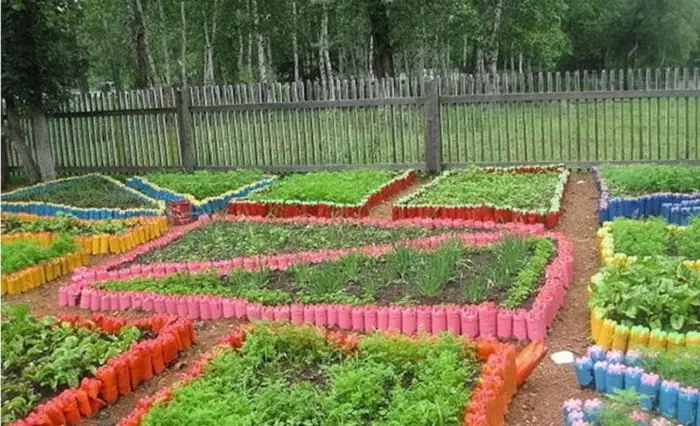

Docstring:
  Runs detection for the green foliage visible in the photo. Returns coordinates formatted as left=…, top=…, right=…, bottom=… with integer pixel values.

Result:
left=405, top=166, right=562, bottom=211
left=140, top=325, right=479, bottom=426
left=137, top=220, right=449, bottom=263
left=102, top=236, right=552, bottom=307
left=142, top=170, right=267, bottom=200
left=640, top=346, right=700, bottom=388
left=1, top=304, right=140, bottom=424
left=1, top=0, right=88, bottom=110
left=610, top=216, right=700, bottom=259
left=1, top=235, right=78, bottom=274
left=1, top=213, right=133, bottom=236
left=589, top=257, right=700, bottom=333
left=601, top=165, right=700, bottom=197
left=2, top=176, right=159, bottom=209
left=250, top=170, right=395, bottom=204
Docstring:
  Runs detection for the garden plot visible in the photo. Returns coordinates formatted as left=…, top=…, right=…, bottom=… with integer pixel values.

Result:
left=595, top=165, right=700, bottom=222
left=1, top=305, right=194, bottom=426
left=598, top=217, right=700, bottom=263
left=116, top=324, right=517, bottom=426
left=125, top=170, right=276, bottom=216
left=571, top=345, right=700, bottom=425
left=61, top=221, right=573, bottom=341
left=228, top=169, right=418, bottom=218
left=0, top=174, right=164, bottom=219
left=394, top=165, right=569, bottom=228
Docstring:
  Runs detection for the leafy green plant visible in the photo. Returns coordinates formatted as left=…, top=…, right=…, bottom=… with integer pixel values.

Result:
left=1, top=234, right=78, bottom=274
left=249, top=170, right=396, bottom=204
left=2, top=176, right=158, bottom=209
left=501, top=238, right=555, bottom=308
left=639, top=346, right=700, bottom=388
left=139, top=325, right=480, bottom=426
left=673, top=216, right=700, bottom=259
left=601, top=165, right=700, bottom=197
left=610, top=217, right=670, bottom=257
left=403, top=166, right=562, bottom=210
left=1, top=304, right=141, bottom=424
left=1, top=213, right=133, bottom=236
left=589, top=257, right=700, bottom=333
left=142, top=170, right=266, bottom=200
left=136, top=220, right=450, bottom=263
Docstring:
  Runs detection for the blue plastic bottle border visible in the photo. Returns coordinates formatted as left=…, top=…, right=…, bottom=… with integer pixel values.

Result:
left=125, top=176, right=278, bottom=217
left=593, top=167, right=700, bottom=224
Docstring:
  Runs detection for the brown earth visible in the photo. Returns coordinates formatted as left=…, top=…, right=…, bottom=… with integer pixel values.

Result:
left=2, top=170, right=601, bottom=425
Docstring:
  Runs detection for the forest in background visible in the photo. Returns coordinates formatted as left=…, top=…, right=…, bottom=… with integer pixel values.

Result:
left=80, top=0, right=700, bottom=90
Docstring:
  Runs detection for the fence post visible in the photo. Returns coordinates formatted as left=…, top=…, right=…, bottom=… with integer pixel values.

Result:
left=424, top=79, right=442, bottom=173
left=175, top=88, right=195, bottom=171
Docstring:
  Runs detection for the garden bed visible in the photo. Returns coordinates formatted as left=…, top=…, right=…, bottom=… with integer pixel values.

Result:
left=572, top=345, right=700, bottom=425
left=0, top=174, right=164, bottom=219
left=61, top=221, right=573, bottom=341
left=126, top=170, right=276, bottom=216
left=116, top=324, right=517, bottom=426
left=2, top=235, right=87, bottom=295
left=227, top=169, right=418, bottom=218
left=597, top=217, right=700, bottom=265
left=589, top=257, right=700, bottom=351
left=594, top=165, right=700, bottom=222
left=393, top=165, right=569, bottom=228
left=561, top=397, right=684, bottom=426
left=1, top=305, right=194, bottom=426
left=1, top=213, right=168, bottom=255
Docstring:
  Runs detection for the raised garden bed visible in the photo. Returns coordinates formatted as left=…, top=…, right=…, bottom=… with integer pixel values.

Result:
left=572, top=345, right=700, bottom=425
left=116, top=324, right=518, bottom=426
left=2, top=214, right=168, bottom=256
left=589, top=257, right=700, bottom=351
left=594, top=165, right=700, bottom=222
left=228, top=169, right=418, bottom=218
left=1, top=305, right=194, bottom=426
left=1, top=174, right=164, bottom=219
left=561, top=397, right=684, bottom=426
left=393, top=165, right=569, bottom=228
left=61, top=219, right=573, bottom=342
left=126, top=170, right=276, bottom=216
left=2, top=235, right=87, bottom=295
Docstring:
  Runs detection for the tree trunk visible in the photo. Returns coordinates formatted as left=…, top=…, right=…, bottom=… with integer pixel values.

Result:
left=483, top=0, right=504, bottom=75
left=1, top=134, right=10, bottom=188
left=3, top=101, right=41, bottom=183
left=203, top=0, right=219, bottom=86
left=251, top=0, right=266, bottom=81
left=367, top=0, right=393, bottom=78
left=134, top=0, right=160, bottom=85
left=30, top=110, right=56, bottom=181
left=158, top=0, right=172, bottom=85
left=475, top=47, right=485, bottom=76
left=319, top=3, right=334, bottom=99
left=180, top=1, right=187, bottom=85
left=292, top=1, right=300, bottom=81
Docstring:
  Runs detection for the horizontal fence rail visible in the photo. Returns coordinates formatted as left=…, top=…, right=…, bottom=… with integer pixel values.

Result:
left=4, top=77, right=700, bottom=174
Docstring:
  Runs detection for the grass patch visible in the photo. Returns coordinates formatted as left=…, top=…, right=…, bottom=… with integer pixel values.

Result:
left=2, top=176, right=158, bottom=209
left=600, top=165, right=700, bottom=197
left=249, top=170, right=396, bottom=204
left=403, top=167, right=561, bottom=211
left=139, top=325, right=481, bottom=426
left=101, top=237, right=554, bottom=308
left=141, top=170, right=267, bottom=200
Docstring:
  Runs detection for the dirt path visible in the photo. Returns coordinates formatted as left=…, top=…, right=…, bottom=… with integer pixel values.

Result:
left=506, top=171, right=601, bottom=425
left=369, top=179, right=424, bottom=219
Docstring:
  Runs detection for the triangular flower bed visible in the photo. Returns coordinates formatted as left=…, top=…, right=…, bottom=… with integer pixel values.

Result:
left=1, top=174, right=164, bottom=219
left=393, top=165, right=569, bottom=228
left=125, top=170, right=277, bottom=217
left=227, top=170, right=418, bottom=218
left=3, top=309, right=194, bottom=426
left=61, top=217, right=573, bottom=342
left=115, top=324, right=518, bottom=426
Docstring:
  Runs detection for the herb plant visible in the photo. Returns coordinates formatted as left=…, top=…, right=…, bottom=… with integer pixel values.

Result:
left=639, top=346, right=700, bottom=388
left=1, top=305, right=140, bottom=424
left=142, top=170, right=266, bottom=200
left=610, top=217, right=700, bottom=259
left=1, top=235, right=78, bottom=275
left=140, top=325, right=480, bottom=426
left=600, top=165, right=700, bottom=197
left=249, top=170, right=396, bottom=204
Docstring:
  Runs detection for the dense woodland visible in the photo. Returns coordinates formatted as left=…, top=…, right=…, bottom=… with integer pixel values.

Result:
left=78, top=0, right=700, bottom=89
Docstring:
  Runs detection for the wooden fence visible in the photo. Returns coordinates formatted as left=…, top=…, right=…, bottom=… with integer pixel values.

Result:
left=6, top=76, right=700, bottom=174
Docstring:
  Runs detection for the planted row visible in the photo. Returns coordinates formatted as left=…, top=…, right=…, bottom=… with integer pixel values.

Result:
left=1, top=213, right=135, bottom=236
left=99, top=237, right=553, bottom=308
left=604, top=217, right=700, bottom=259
